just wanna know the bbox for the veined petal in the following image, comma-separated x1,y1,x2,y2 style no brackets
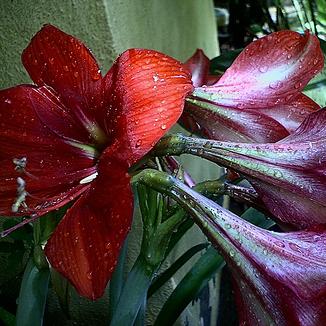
103,49,193,165
184,49,210,87
0,85,96,216
161,175,326,325
261,93,320,133
45,157,133,300
22,25,109,146
182,98,289,143
193,31,324,108
168,108,326,228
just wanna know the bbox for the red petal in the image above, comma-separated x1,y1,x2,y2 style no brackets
22,25,110,145
194,31,324,108
184,49,210,87
0,86,95,216
104,49,193,165
45,157,133,299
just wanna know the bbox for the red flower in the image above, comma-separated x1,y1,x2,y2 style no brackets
182,31,323,143
0,25,193,299
164,176,326,325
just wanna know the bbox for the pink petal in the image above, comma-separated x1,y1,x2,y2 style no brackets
182,99,289,142
45,157,133,300
261,93,320,133
184,49,210,87
194,31,324,108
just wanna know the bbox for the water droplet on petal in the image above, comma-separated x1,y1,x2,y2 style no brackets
135,139,142,148
258,66,268,73
161,124,167,130
294,81,302,89
63,65,69,72
86,271,93,280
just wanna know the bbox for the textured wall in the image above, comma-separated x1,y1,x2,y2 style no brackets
0,0,218,89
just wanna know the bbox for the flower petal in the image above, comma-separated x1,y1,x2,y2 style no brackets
103,49,193,165
193,31,324,108
184,49,210,87
22,25,110,146
0,85,95,216
45,157,133,299
261,93,320,133
160,175,326,325
182,98,289,143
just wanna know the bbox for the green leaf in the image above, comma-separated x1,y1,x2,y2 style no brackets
210,49,242,74
109,256,155,326
0,307,15,326
154,246,225,326
241,207,275,229
108,236,129,322
16,258,50,326
148,242,208,297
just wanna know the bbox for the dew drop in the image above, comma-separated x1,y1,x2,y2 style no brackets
294,81,302,89
4,99,11,104
258,66,268,73
269,81,282,89
135,139,142,147
229,250,235,257
86,271,93,280
63,65,69,72
74,71,79,78
161,124,167,130
289,242,302,253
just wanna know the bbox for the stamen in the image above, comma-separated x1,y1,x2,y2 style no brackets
13,157,27,172
12,177,28,213
79,172,98,184
1,214,38,238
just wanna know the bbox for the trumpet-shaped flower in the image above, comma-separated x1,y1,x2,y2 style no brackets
151,172,326,325
182,31,323,143
156,107,326,229
0,25,193,299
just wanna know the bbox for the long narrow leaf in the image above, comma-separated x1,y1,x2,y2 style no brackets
16,258,50,326
148,242,208,297
154,247,225,326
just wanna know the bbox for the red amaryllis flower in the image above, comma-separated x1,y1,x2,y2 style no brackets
0,25,193,299
158,107,326,229
182,31,323,143
160,176,326,325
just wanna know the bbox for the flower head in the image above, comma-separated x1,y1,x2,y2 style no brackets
183,31,323,143
0,25,193,299
156,173,326,325
162,107,326,229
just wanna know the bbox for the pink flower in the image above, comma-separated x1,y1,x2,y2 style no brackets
183,31,323,143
